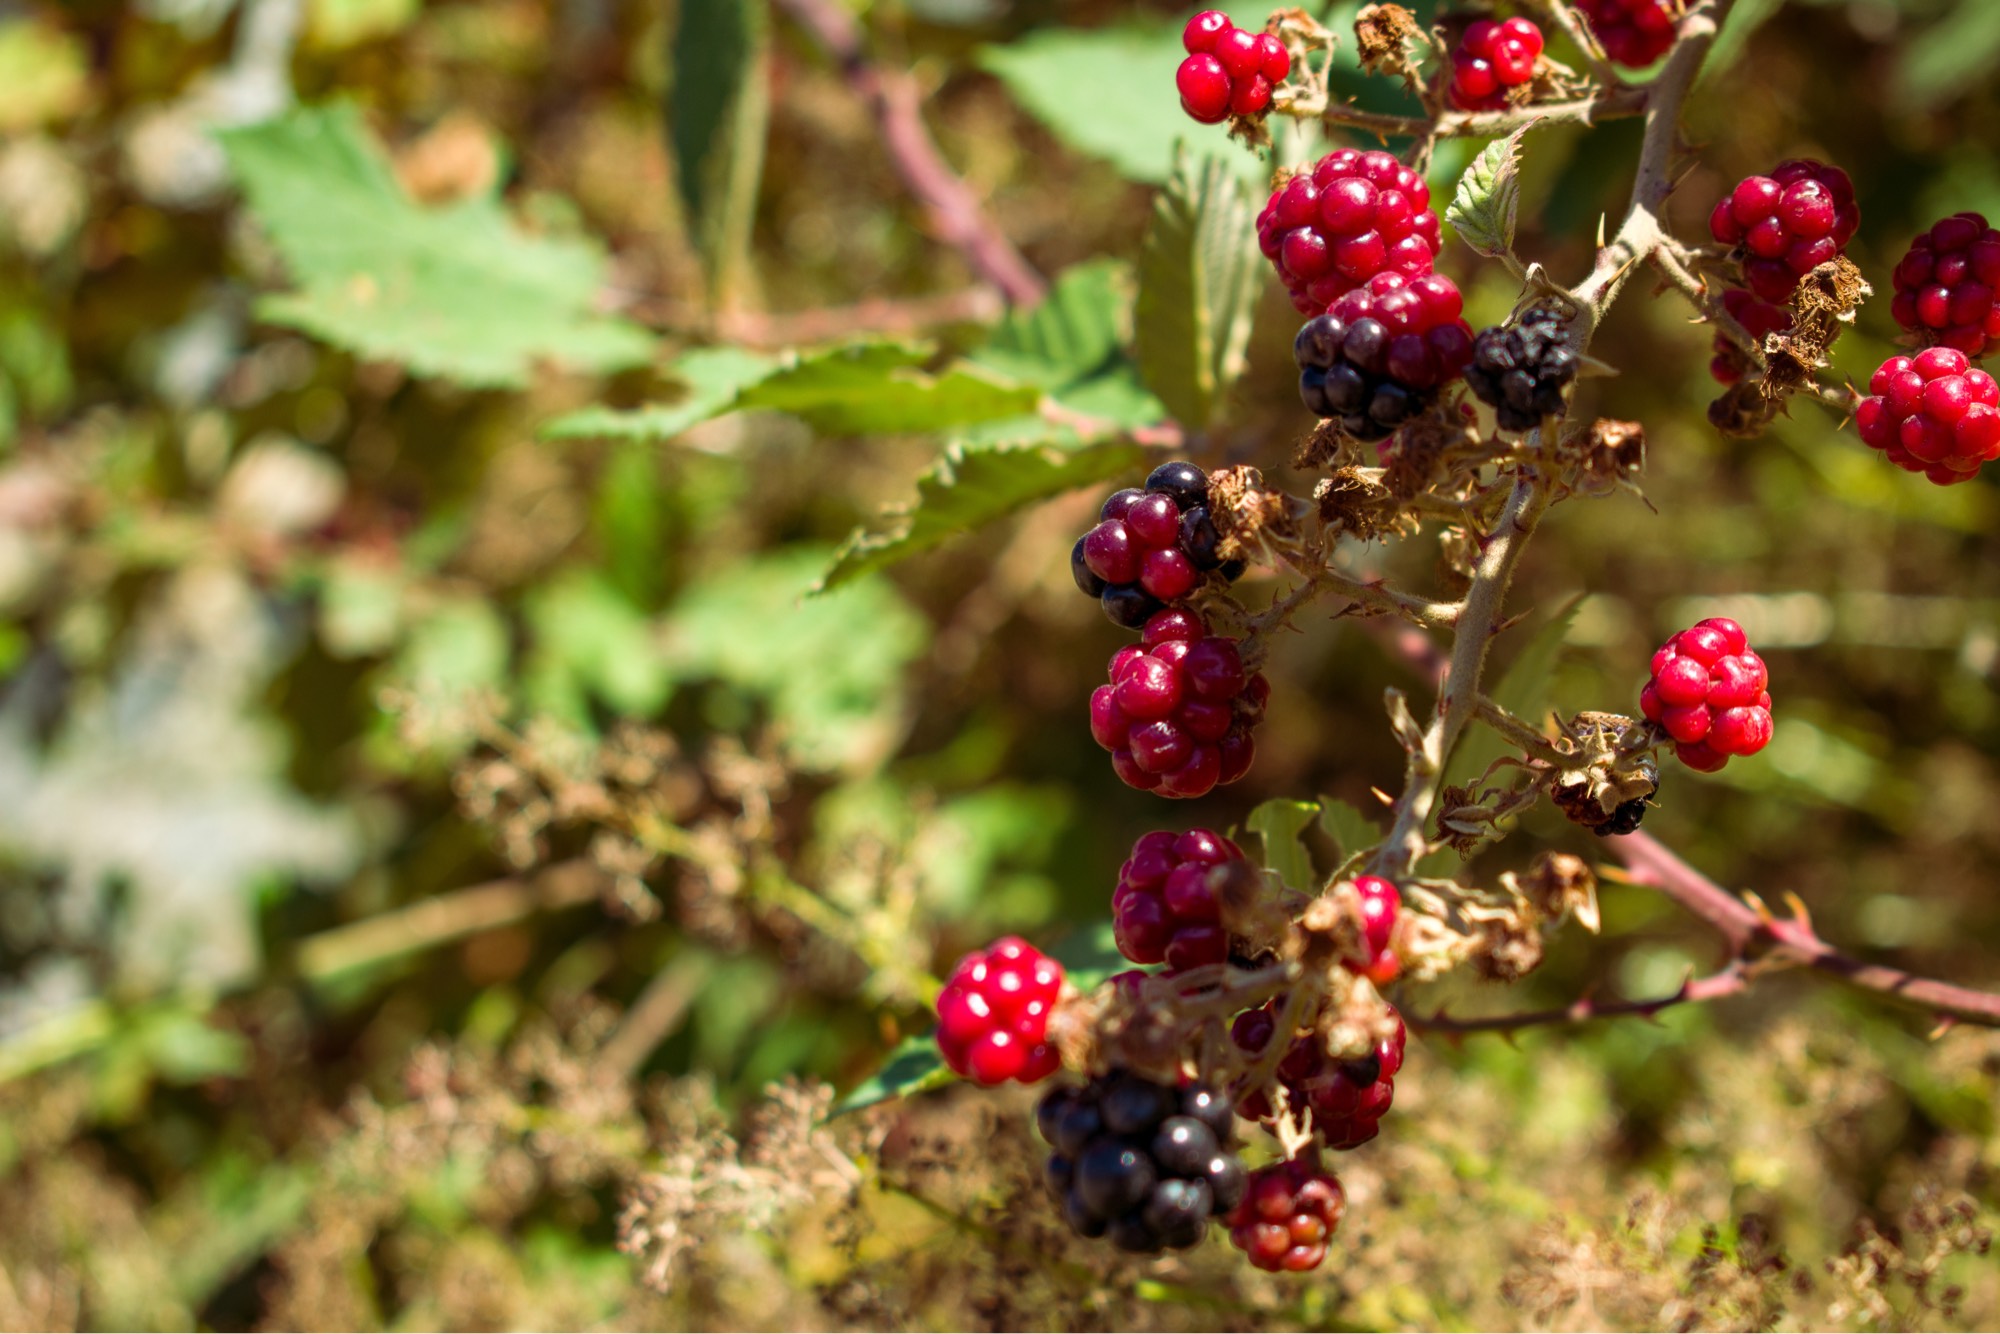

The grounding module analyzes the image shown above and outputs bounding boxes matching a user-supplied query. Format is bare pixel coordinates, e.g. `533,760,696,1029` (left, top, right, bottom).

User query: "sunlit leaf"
1133,149,1263,428
829,1034,955,1116
221,104,655,387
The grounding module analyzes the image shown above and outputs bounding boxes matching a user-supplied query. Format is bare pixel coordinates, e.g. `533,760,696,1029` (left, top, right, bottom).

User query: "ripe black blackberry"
1293,274,1473,442
1463,311,1578,432
1073,462,1245,628
1036,1071,1245,1253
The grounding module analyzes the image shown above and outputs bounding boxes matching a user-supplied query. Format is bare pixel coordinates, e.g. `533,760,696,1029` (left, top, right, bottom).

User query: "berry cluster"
1037,1073,1246,1253
1856,348,2000,486
1449,17,1543,112
1639,617,1773,773
935,938,1064,1085
1708,160,1860,305
1889,212,2000,358
1072,462,1243,630
1463,309,1579,431
1091,610,1265,799
1257,148,1443,315
1112,828,1247,971
1708,287,1791,385
1232,1005,1408,1150
1573,0,1680,67
1177,11,1289,125
1226,1160,1347,1273
1294,273,1474,439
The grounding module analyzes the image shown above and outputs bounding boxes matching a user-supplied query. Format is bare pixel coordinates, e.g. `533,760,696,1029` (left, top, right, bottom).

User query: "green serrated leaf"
1246,798,1320,893
974,259,1132,389
817,436,1149,592
736,342,1041,435
671,0,771,301
1317,797,1383,867
222,104,655,388
540,346,778,441
1133,149,1263,429
830,1034,955,1116
1047,919,1127,992
1446,125,1534,265
974,9,1272,185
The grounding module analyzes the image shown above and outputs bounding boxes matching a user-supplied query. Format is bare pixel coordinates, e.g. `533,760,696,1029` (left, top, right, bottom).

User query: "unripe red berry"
1640,618,1774,770
1113,829,1248,970
1176,53,1232,124
1259,149,1442,313
1890,211,2000,357
1091,611,1264,798
936,937,1064,1085
1573,0,1681,68
1227,1160,1346,1272
1709,160,1858,304
1449,16,1543,111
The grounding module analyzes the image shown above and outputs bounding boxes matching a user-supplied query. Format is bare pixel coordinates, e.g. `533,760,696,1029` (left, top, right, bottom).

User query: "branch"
773,0,1047,306
1318,88,1643,141
1374,473,1548,876
1409,961,1750,1034
1608,830,2000,1028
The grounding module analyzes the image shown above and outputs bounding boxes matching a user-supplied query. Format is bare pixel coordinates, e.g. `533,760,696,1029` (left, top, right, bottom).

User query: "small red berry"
1640,618,1774,770
1176,53,1232,124
1227,1160,1346,1272
1891,211,2000,357
936,937,1064,1085
1182,9,1230,53
1259,149,1442,313
1092,611,1264,799
1573,0,1681,68
1709,160,1858,304
1112,828,1248,970
1449,17,1543,111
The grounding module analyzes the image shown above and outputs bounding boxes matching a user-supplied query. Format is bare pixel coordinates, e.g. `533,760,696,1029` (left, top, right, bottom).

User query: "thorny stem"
1368,1,1729,882
1316,88,1644,142
1374,474,1548,877
1409,961,1751,1034
772,0,1046,305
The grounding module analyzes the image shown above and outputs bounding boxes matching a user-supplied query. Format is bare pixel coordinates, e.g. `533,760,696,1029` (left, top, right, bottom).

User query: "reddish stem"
774,0,1048,306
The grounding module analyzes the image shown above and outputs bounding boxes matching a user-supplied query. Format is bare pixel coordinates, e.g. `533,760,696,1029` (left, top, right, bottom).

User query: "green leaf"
1047,919,1127,992
1245,798,1320,893
671,0,771,301
540,346,777,442
830,1034,955,1116
1446,125,1533,265
522,571,672,724
221,104,655,388
1132,149,1263,429
664,548,927,770
735,342,1040,435
974,259,1132,389
818,436,1148,592
975,9,1272,185
1318,797,1384,866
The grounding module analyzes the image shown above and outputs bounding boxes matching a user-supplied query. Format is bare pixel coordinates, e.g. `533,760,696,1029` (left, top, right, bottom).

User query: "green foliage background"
1,0,1999,1328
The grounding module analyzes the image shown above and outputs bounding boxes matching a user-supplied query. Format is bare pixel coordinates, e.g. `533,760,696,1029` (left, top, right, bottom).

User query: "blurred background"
0,0,1997,1328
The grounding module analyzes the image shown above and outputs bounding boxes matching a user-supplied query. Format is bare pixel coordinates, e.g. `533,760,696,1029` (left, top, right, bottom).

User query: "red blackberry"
1855,347,2000,485
1036,1072,1247,1252
1449,17,1543,111
1178,11,1289,124
1090,609,1265,799
1639,617,1774,773
1349,875,1402,986
1073,462,1245,628
1707,160,1859,304
1231,1005,1407,1151
1112,828,1248,971
1463,308,1579,431
1295,273,1474,439
1573,0,1681,68
1257,148,1443,315
1226,1160,1346,1272
935,937,1064,1085
1708,287,1791,385
1889,212,2000,357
